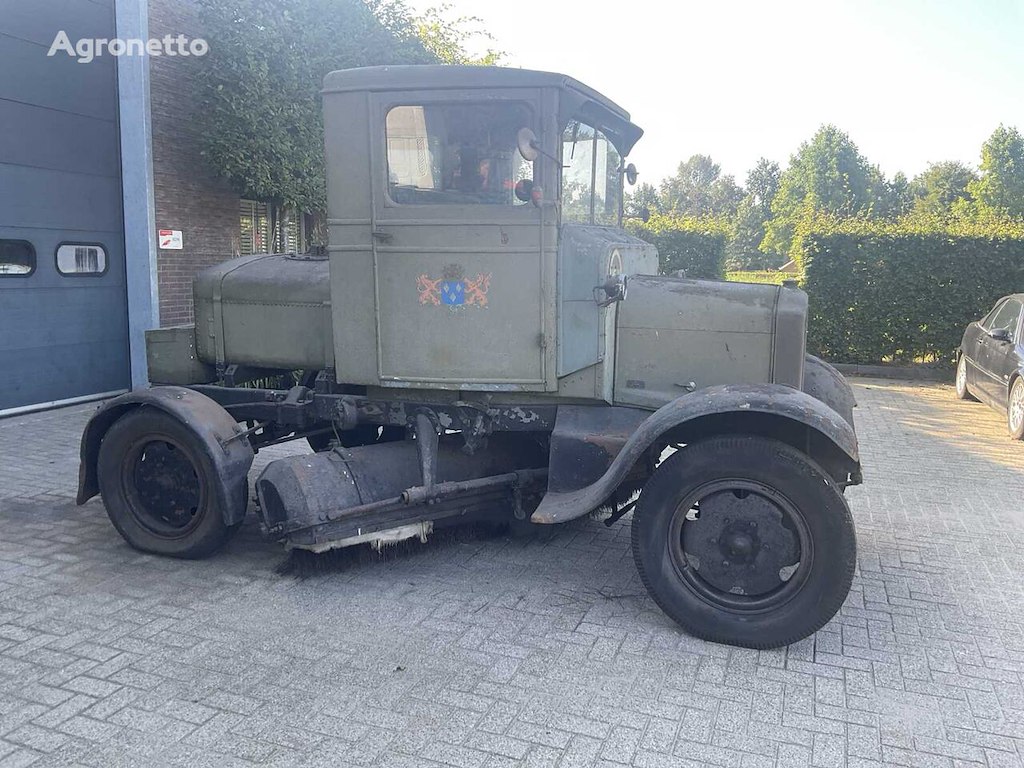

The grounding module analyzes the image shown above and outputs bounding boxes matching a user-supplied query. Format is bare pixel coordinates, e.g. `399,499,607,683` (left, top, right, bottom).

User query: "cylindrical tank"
255,434,548,550
193,252,333,371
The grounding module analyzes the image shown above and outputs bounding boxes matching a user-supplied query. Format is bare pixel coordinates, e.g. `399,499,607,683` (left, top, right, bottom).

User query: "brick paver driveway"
0,379,1022,767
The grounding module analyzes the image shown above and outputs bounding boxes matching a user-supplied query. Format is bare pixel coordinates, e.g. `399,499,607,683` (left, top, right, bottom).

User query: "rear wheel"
955,355,975,401
97,410,242,558
631,436,855,649
1009,378,1024,440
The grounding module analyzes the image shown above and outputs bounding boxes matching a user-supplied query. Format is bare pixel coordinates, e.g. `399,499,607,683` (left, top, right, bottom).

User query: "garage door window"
0,240,35,276
56,243,107,276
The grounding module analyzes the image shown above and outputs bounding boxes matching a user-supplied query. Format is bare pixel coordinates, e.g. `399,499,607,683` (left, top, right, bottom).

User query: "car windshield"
560,120,622,226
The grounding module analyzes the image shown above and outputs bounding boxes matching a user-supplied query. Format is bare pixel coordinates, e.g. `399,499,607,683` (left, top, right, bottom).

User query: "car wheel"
97,409,242,558
1009,378,1024,440
631,436,856,649
955,355,975,401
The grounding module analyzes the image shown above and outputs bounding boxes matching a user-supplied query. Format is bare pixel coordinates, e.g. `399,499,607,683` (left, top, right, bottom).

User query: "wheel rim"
120,436,207,538
1011,381,1024,434
668,479,812,613
956,357,967,394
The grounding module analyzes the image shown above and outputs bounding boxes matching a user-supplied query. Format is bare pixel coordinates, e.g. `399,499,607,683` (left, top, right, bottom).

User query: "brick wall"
149,0,240,326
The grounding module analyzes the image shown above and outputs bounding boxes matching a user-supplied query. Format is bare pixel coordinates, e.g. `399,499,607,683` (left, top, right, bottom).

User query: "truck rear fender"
76,387,254,525
532,383,860,525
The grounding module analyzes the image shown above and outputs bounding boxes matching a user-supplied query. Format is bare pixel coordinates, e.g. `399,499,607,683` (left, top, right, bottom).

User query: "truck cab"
322,65,655,399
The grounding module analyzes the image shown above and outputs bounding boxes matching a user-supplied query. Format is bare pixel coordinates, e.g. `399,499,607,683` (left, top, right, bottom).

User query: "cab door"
367,90,556,392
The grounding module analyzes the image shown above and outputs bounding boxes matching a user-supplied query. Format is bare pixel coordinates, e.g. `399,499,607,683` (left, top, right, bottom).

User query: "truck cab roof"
323,65,643,155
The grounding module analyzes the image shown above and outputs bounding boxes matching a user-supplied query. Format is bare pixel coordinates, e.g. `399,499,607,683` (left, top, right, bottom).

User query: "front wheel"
631,436,856,648
1009,378,1024,440
955,355,975,401
97,409,243,558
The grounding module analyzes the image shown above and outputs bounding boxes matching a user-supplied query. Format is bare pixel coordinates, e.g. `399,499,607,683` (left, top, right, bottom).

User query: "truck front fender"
802,354,856,428
76,387,254,525
532,383,860,525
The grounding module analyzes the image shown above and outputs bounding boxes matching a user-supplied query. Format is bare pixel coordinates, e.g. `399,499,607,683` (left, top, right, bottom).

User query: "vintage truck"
76,65,861,648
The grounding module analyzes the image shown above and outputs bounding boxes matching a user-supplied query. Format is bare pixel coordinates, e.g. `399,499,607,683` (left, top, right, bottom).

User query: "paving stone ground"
0,379,1022,767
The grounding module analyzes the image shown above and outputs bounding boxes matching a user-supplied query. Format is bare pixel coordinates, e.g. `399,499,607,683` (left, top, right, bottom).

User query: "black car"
956,294,1024,439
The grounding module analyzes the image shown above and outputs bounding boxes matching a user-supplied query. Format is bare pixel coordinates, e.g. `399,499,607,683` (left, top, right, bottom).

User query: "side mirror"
516,127,540,162
989,327,1012,343
624,163,638,186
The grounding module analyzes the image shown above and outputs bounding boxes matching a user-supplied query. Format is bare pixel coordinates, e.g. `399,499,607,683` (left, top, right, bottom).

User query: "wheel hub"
680,487,801,598
129,440,202,533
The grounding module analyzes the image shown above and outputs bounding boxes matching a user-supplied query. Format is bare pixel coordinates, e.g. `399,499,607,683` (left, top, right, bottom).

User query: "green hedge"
628,214,728,279
727,270,793,285
801,216,1024,365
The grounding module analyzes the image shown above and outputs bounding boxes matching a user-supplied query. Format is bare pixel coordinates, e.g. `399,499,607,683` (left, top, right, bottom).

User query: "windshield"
560,120,622,225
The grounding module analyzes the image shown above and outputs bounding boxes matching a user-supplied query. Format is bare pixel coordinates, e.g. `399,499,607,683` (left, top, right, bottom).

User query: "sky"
405,0,1024,188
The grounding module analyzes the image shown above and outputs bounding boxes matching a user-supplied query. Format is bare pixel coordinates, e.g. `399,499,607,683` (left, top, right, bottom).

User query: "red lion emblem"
464,273,491,307
416,274,442,305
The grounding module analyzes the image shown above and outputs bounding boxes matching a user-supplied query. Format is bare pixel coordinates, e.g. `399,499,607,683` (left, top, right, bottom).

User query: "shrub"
727,270,793,285
800,215,1024,365
628,214,728,279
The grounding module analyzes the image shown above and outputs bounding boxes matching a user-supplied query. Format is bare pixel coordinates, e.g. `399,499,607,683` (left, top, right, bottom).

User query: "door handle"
371,230,393,243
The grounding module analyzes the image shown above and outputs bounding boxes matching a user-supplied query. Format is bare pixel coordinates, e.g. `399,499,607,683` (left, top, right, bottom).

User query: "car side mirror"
989,327,1012,343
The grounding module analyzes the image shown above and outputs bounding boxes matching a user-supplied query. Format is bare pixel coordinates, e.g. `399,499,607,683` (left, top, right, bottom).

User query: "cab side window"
386,102,533,206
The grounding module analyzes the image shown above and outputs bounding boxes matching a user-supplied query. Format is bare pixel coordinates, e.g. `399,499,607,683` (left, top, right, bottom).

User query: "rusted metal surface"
255,433,547,549
189,383,558,448
531,383,861,525
76,386,254,525
547,405,649,493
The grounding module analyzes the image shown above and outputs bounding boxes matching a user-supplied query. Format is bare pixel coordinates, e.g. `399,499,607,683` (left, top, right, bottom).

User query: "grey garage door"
0,0,129,413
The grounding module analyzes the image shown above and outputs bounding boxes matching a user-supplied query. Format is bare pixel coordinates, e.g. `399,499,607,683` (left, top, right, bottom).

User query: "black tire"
955,354,976,401
1008,377,1024,441
97,409,242,558
631,436,856,649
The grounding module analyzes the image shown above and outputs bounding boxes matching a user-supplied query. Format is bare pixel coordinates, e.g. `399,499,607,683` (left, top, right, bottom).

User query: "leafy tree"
908,161,977,217
196,0,434,214
877,172,914,218
967,125,1024,218
727,158,783,269
415,4,503,64
625,182,661,218
658,155,743,217
762,125,886,259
